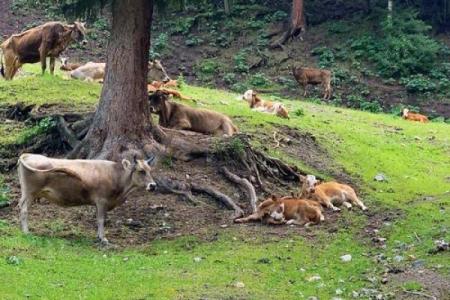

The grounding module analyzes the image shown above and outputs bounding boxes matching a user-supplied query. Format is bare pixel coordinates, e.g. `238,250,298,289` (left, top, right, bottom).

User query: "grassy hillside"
0,66,449,299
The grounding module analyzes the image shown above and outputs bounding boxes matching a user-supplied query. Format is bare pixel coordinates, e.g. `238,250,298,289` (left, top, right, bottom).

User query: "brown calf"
59,57,82,71
402,108,428,123
292,66,332,100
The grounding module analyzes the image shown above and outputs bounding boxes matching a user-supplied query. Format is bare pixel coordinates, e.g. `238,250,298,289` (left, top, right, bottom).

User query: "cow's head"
242,89,254,102
402,108,409,118
148,60,170,83
122,155,157,191
300,174,319,195
60,56,68,66
148,90,169,114
71,22,87,45
268,197,285,221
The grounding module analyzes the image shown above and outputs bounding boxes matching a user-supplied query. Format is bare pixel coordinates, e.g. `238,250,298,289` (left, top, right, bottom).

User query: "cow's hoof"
332,207,341,212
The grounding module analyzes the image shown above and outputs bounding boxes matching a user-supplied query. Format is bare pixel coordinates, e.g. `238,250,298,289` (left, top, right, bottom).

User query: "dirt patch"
387,268,450,300
0,157,355,247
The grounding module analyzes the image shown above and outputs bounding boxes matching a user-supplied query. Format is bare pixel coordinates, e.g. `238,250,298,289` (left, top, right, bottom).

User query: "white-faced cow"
17,153,157,244
0,21,87,80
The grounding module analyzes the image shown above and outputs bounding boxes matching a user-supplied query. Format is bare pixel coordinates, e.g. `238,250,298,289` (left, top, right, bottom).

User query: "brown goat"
292,66,332,100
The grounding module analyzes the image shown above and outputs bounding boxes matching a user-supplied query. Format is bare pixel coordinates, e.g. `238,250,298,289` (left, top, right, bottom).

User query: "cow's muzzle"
146,182,157,191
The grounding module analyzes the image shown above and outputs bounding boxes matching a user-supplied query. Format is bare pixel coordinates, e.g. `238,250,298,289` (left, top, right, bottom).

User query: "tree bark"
270,0,305,48
75,0,155,160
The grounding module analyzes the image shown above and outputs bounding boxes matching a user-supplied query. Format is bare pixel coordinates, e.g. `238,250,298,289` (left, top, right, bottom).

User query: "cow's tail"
18,155,84,182
0,48,5,78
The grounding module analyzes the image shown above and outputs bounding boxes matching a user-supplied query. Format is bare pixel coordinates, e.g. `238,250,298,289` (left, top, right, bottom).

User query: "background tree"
270,0,305,48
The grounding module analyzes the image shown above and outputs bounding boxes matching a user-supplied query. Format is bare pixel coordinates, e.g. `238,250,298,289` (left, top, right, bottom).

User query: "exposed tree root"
154,176,244,219
221,167,257,213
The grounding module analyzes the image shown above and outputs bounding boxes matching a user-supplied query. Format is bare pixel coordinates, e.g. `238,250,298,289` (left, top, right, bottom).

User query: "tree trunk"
75,0,155,160
270,0,305,48
387,0,393,27
224,0,232,15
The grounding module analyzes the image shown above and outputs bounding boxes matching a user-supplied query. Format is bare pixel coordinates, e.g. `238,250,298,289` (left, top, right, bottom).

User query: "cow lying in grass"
292,66,332,100
402,108,428,123
149,90,238,136
242,89,289,118
147,80,191,100
300,175,367,211
59,57,82,71
235,195,324,227
18,153,157,244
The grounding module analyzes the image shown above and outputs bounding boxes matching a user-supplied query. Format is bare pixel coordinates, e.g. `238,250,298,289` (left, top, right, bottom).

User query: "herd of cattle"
0,21,428,243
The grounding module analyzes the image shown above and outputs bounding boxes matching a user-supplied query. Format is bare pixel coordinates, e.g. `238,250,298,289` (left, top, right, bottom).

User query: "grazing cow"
17,153,157,244
70,62,106,82
402,108,428,123
300,175,367,211
59,57,82,71
235,195,324,227
292,66,332,100
148,90,238,136
1,21,87,80
242,89,289,119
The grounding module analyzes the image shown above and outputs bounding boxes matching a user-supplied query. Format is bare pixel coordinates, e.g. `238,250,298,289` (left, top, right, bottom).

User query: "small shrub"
234,50,249,73
266,10,288,22
248,73,270,88
18,117,56,145
150,33,169,59
93,17,109,31
223,73,237,85
214,137,245,160
185,35,203,47
0,177,9,204
171,17,195,35
400,75,436,93
360,100,382,113
293,108,305,117
311,47,335,68
231,82,247,93
196,59,221,75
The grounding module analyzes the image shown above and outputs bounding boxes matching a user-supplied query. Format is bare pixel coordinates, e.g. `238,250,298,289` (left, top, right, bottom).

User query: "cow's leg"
286,218,308,226
302,83,308,97
49,57,55,75
19,193,31,233
39,47,47,75
95,203,108,244
234,212,263,223
319,195,340,211
346,191,367,211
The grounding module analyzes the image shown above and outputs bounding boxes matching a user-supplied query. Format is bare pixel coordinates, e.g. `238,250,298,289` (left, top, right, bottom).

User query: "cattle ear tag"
122,159,132,170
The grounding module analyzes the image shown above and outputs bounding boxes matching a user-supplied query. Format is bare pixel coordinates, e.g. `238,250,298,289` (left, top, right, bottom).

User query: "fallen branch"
401,288,436,300
221,167,257,213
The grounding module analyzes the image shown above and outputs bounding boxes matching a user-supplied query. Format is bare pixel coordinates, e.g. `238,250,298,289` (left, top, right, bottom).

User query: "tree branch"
221,167,257,213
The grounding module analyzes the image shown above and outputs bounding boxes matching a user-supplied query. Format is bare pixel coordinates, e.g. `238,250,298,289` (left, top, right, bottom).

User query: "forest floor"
0,65,449,299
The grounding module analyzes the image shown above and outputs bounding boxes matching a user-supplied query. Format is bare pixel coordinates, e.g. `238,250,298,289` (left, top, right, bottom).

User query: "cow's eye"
139,170,146,174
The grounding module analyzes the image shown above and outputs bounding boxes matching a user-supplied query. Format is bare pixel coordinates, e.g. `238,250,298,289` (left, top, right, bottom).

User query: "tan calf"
235,195,324,227
402,108,428,123
300,175,367,211
292,66,332,100
242,89,289,118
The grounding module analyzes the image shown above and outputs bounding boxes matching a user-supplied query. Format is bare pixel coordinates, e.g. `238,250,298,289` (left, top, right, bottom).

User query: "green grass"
0,66,449,299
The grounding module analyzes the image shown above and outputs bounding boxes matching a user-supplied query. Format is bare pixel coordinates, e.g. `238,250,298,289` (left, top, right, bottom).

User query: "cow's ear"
122,159,132,170
299,175,306,182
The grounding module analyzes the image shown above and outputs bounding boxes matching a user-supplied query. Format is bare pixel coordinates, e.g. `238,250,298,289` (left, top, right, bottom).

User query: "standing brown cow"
0,21,87,80
292,66,332,100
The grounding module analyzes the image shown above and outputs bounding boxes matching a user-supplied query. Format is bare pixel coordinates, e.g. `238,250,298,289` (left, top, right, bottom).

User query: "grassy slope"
0,67,448,299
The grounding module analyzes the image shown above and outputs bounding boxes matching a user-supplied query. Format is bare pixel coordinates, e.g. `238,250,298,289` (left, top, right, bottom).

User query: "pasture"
0,65,449,299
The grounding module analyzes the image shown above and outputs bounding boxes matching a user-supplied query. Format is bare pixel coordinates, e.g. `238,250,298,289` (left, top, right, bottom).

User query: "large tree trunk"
74,0,155,160
270,0,305,49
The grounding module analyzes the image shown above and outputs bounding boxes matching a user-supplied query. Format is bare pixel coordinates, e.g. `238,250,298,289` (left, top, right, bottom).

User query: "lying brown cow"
149,90,238,136
18,153,157,244
292,66,332,100
1,21,87,80
235,195,324,227
59,56,82,71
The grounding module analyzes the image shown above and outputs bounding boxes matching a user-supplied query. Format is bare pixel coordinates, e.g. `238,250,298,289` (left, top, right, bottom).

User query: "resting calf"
242,89,289,118
300,175,367,211
402,108,428,123
149,90,238,136
17,153,157,244
59,57,82,71
235,195,324,227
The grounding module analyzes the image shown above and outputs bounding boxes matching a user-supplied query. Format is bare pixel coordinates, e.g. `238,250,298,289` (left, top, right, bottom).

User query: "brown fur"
148,91,238,136
59,57,82,71
402,108,428,123
235,195,324,227
299,175,367,211
292,66,332,100
0,21,86,80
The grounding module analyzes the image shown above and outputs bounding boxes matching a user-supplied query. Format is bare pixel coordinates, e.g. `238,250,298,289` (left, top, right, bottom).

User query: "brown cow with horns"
1,21,87,80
